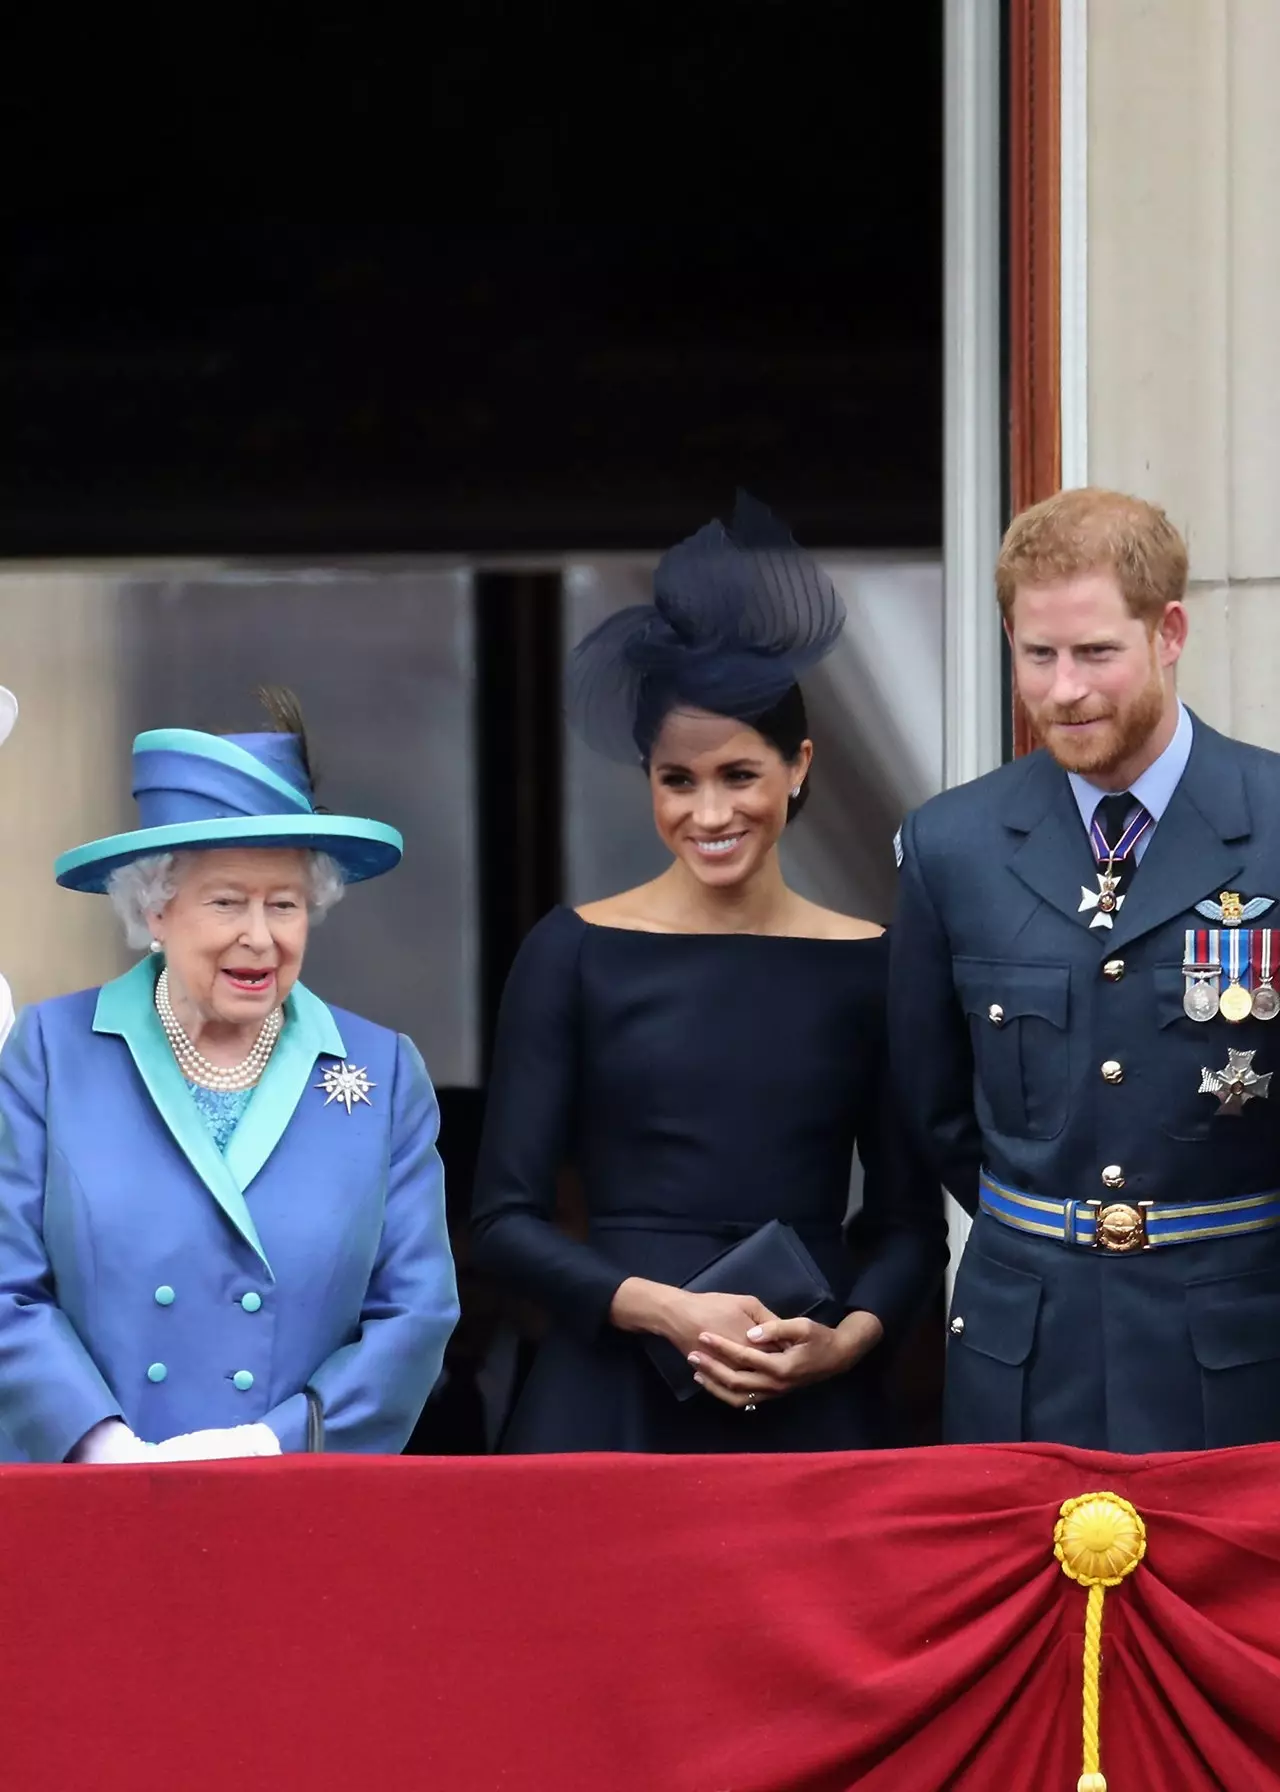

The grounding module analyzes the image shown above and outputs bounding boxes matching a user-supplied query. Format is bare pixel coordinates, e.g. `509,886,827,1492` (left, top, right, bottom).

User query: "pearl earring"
149,939,162,955
790,786,802,799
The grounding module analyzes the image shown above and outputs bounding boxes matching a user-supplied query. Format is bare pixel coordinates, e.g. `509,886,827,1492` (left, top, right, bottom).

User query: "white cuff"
241,1423,282,1456
69,1419,153,1465
151,1424,283,1462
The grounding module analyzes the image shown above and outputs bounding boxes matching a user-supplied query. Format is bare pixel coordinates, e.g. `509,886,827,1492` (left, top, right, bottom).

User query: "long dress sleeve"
264,1034,460,1453
470,909,627,1342
0,1009,122,1462
842,1009,948,1338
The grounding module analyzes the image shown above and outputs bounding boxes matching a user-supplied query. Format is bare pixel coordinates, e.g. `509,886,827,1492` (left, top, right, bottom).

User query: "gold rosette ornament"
1054,1492,1147,1792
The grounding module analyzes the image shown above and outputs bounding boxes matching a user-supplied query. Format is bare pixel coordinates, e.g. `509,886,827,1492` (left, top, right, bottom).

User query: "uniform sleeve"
469,909,627,1342
842,957,948,1334
265,1035,460,1454
888,809,983,1212
0,1009,123,1462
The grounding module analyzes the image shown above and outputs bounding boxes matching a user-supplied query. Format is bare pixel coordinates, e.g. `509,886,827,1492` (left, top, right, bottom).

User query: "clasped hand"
609,1279,887,1411
688,1307,885,1410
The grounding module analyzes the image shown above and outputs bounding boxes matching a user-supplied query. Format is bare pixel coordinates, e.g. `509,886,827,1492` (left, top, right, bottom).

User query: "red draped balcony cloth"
1,1443,1278,1789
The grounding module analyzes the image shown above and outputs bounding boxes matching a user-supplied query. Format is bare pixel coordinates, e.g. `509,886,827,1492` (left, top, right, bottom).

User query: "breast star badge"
316,1061,376,1115
1079,871,1124,929
1199,1048,1272,1116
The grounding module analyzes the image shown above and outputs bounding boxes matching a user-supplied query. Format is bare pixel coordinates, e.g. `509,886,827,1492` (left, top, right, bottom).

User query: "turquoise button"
147,1363,167,1384
233,1370,254,1392
240,1292,262,1314
154,1285,175,1307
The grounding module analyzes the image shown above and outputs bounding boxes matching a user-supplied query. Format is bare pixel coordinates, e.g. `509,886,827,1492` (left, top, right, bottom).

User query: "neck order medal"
1079,871,1124,931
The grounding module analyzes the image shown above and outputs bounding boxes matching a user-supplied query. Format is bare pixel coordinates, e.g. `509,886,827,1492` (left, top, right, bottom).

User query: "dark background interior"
3,5,942,556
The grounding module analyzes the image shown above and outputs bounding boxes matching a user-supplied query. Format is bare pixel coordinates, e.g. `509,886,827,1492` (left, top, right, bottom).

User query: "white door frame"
942,0,1003,1281
940,0,1089,1288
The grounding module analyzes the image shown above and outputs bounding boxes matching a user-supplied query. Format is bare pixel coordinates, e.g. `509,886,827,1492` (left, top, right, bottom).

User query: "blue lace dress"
185,1084,253,1153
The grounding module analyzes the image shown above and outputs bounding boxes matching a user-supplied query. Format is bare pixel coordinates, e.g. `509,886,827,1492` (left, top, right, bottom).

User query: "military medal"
1184,974,1221,1022
1079,870,1124,929
1200,1048,1273,1114
1080,800,1152,930
1182,928,1221,1022
1252,930,1280,1021
1219,927,1254,1023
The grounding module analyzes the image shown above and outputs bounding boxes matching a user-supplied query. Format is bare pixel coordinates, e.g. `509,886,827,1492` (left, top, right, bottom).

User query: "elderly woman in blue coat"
0,690,459,1463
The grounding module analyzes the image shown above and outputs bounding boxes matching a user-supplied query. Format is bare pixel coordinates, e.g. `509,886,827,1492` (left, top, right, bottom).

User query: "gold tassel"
1054,1492,1147,1792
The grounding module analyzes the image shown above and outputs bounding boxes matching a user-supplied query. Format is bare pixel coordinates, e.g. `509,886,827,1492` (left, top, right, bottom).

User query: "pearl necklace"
155,968,283,1092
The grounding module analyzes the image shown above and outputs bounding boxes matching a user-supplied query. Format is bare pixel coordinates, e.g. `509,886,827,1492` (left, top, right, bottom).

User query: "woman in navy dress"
471,497,944,1452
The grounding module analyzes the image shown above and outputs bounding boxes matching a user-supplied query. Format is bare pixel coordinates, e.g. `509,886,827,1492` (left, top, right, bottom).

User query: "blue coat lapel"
1003,751,1099,929
93,962,347,1275
1001,716,1251,952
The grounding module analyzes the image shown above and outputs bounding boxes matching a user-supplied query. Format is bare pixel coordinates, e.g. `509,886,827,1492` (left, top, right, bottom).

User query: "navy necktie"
1091,792,1152,898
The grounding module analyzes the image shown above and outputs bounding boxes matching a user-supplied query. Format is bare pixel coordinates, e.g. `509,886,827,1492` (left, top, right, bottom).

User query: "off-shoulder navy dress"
470,906,944,1452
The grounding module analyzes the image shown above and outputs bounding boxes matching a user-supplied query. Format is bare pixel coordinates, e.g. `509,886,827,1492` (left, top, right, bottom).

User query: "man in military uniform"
891,487,1280,1451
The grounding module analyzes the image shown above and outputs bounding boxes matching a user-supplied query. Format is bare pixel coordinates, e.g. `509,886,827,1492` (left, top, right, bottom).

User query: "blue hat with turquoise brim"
55,727,403,893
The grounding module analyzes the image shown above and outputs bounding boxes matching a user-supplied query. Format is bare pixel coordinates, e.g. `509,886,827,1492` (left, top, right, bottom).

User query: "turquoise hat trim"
135,729,314,813
56,719,402,892
55,814,403,894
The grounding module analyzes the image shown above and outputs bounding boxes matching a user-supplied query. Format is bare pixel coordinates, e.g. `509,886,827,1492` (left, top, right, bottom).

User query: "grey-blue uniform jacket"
890,712,1280,1451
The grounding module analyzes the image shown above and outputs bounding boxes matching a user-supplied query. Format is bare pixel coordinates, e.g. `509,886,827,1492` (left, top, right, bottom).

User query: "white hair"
106,849,346,951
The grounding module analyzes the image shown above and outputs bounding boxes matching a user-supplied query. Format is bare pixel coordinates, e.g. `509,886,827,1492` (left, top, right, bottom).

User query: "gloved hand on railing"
69,1418,280,1462
150,1425,280,1461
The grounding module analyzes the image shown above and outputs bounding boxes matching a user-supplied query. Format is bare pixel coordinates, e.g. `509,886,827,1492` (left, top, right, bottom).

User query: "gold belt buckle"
1088,1200,1152,1253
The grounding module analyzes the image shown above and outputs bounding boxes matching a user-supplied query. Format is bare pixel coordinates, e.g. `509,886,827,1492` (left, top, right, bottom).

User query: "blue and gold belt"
979,1170,1280,1254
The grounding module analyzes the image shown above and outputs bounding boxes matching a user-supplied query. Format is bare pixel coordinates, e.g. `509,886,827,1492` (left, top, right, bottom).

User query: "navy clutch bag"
643,1219,842,1401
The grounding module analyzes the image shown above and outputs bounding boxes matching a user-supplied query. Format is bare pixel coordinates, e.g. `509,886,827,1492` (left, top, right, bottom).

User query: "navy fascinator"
566,493,847,761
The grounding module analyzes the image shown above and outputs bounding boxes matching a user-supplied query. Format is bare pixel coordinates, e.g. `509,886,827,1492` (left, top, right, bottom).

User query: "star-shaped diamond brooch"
1199,1048,1272,1116
316,1061,376,1115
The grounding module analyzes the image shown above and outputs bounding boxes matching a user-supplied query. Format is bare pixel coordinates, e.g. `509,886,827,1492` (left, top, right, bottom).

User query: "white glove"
69,1419,157,1464
150,1424,281,1462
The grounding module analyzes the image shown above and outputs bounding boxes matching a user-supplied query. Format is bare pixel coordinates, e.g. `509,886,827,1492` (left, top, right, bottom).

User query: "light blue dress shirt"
1067,701,1194,863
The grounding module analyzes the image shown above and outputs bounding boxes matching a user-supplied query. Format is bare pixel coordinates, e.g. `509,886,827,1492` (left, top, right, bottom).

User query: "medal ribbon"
1227,927,1248,992
1089,803,1154,866
1252,929,1276,988
1184,927,1219,972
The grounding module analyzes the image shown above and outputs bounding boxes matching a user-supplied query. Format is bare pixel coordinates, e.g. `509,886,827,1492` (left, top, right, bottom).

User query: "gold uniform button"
1101,1164,1125,1189
1101,1060,1124,1084
949,1315,965,1336
988,1004,1005,1027
1103,960,1125,982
